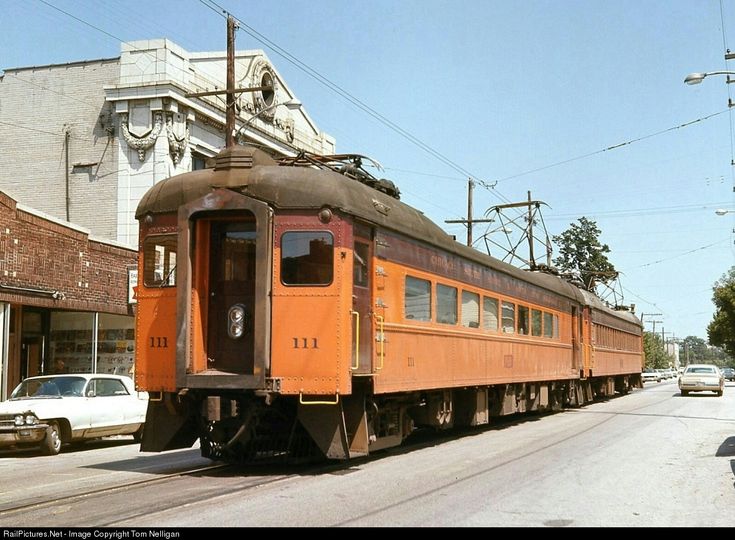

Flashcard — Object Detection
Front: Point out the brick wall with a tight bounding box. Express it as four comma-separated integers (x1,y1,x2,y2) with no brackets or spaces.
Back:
0,192,136,314
0,58,120,240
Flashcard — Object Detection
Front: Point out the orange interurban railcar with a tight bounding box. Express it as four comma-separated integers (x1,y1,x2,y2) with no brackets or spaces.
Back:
134,146,643,462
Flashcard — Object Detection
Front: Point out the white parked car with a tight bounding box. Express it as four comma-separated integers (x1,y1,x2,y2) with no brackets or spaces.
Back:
641,369,661,383
678,364,724,397
0,374,147,455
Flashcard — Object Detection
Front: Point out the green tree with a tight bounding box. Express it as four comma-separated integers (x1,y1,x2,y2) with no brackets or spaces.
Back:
643,331,672,369
680,335,728,365
552,217,617,291
707,266,735,359
681,335,710,363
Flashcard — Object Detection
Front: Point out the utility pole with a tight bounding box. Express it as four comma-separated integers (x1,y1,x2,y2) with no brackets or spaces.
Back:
640,312,662,328
185,14,278,148
467,178,474,246
445,178,495,247
225,15,236,148
649,320,663,334
527,191,534,266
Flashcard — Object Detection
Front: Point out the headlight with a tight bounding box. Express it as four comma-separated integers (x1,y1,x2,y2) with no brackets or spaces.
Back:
14,415,23,426
25,415,38,425
227,304,246,339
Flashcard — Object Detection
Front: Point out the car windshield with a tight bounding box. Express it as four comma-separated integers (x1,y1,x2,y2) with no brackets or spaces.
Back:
11,376,86,398
685,367,716,375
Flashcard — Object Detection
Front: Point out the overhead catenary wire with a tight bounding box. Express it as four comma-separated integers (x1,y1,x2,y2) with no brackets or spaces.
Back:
196,0,508,199
494,109,732,184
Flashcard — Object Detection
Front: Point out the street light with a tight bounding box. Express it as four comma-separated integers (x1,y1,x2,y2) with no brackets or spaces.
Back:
236,98,302,142
683,71,735,85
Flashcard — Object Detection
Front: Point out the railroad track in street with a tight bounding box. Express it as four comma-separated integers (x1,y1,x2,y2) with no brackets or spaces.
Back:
0,462,235,520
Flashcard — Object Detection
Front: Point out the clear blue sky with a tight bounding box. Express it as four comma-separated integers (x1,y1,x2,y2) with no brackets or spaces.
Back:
2,0,734,342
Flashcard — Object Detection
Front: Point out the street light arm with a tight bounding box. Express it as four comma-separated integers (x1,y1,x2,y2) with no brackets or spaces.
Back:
684,71,735,85
236,98,302,141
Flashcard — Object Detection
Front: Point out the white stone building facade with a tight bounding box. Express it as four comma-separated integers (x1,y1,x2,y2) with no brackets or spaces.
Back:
0,39,335,247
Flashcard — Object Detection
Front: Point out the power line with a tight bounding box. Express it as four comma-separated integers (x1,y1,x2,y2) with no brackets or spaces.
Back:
4,73,102,111
32,0,237,109
495,109,731,184
0,120,93,142
547,201,732,221
625,238,730,270
621,285,666,316
196,0,508,199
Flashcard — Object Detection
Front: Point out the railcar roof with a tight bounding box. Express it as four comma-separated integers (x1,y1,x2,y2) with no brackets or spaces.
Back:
137,146,639,326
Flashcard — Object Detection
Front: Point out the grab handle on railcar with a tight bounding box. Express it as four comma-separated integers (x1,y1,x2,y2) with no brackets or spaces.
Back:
350,310,360,370
299,392,340,406
375,314,385,371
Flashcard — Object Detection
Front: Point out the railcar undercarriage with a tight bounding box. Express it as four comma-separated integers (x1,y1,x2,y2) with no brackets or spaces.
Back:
142,373,641,464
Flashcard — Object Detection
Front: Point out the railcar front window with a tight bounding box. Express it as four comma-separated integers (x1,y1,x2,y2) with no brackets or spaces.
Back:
405,276,431,321
143,235,177,287
281,231,334,286
461,291,480,328
502,302,515,334
436,284,458,325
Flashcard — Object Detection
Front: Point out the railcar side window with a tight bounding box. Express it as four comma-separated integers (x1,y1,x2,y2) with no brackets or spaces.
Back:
543,312,554,338
461,291,480,328
553,314,560,338
517,305,529,335
501,301,515,334
531,309,542,337
143,235,177,287
405,276,431,321
483,297,499,332
281,231,334,286
436,284,458,325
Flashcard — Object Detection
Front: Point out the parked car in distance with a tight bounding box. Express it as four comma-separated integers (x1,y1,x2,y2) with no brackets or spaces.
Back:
678,364,724,397
642,369,661,383
0,374,147,455
721,367,735,382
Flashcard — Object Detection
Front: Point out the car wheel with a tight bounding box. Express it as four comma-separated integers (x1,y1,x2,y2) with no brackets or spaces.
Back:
133,424,144,444
681,390,689,396
716,390,723,397
41,421,62,456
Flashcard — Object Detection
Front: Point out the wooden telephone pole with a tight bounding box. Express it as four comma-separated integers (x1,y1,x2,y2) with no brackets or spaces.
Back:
445,178,495,247
184,15,275,148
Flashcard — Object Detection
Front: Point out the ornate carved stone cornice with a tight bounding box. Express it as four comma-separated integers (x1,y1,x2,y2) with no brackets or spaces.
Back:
197,114,224,132
120,112,163,161
165,113,190,165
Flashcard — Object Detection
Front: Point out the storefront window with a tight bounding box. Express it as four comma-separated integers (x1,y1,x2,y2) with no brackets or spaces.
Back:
46,312,135,378
49,312,94,375
97,314,135,377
